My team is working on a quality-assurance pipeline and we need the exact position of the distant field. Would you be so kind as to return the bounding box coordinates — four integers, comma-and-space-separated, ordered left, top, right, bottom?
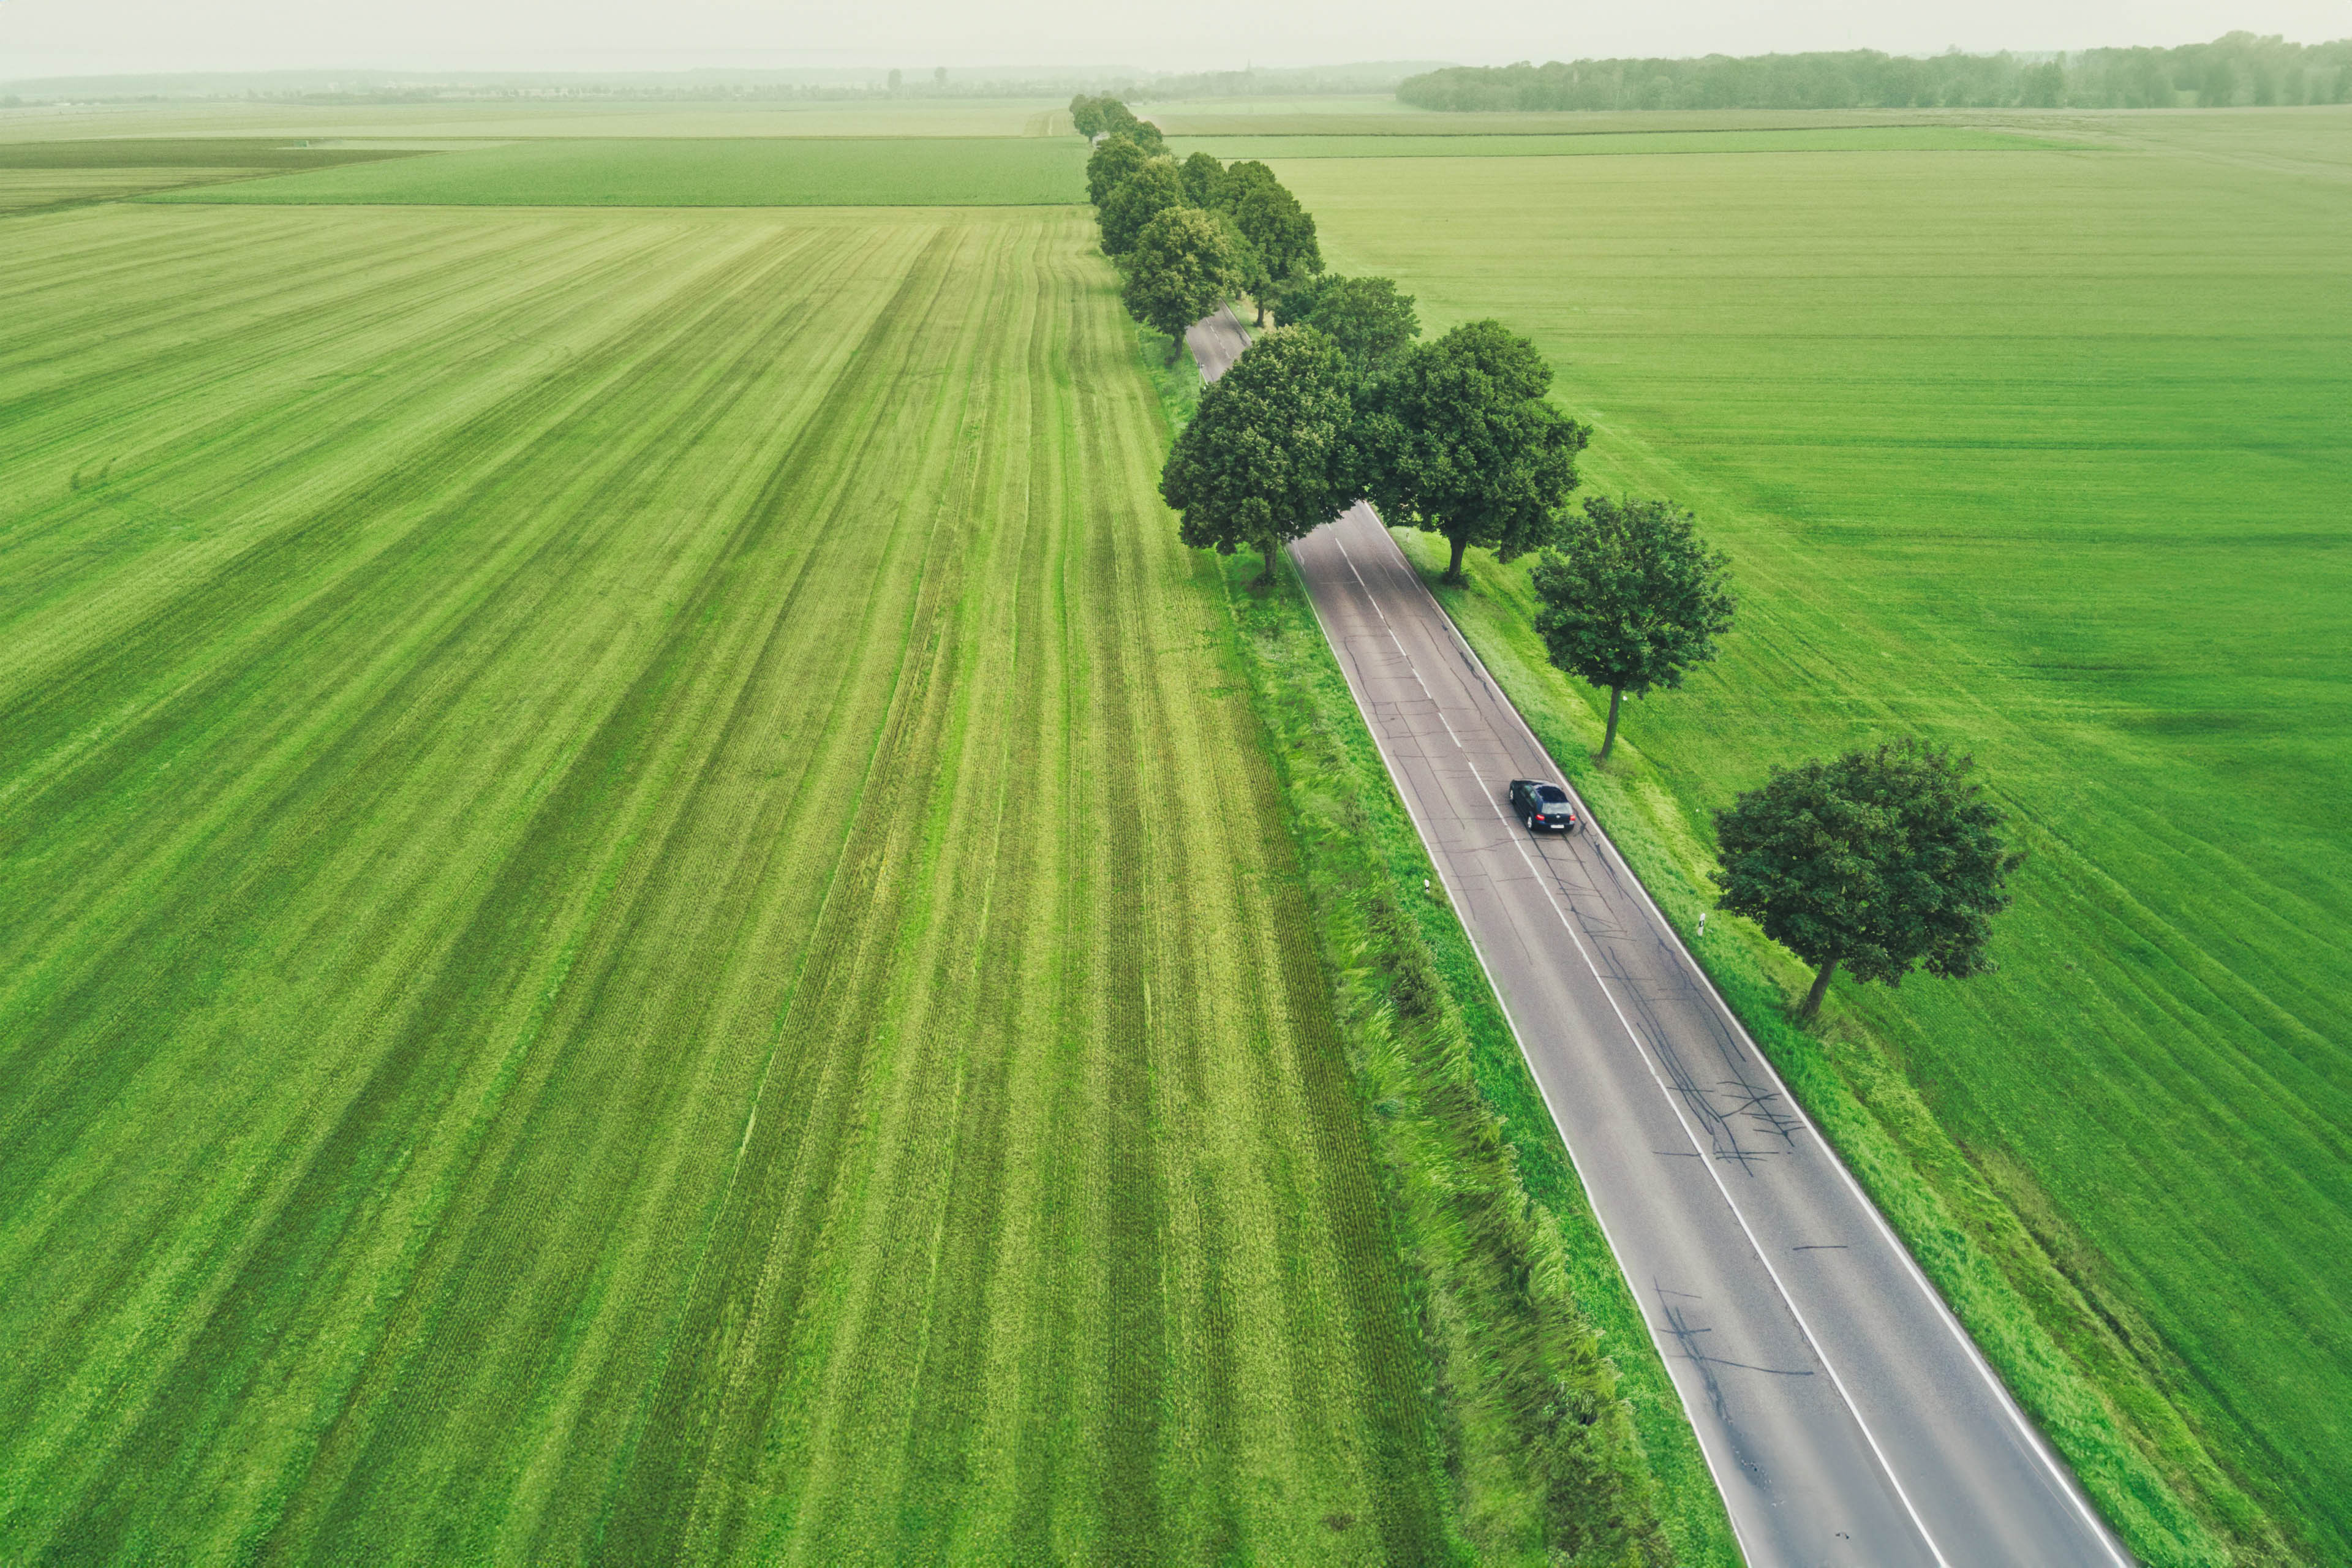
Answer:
1278, 118, 2352, 1563
0, 203, 1441, 1560
0, 97, 1067, 143
1170, 126, 2071, 159
1148, 100, 2033, 137
146, 136, 1087, 206
0, 137, 417, 213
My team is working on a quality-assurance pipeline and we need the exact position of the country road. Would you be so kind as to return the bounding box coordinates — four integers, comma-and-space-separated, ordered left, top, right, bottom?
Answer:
1186, 307, 2132, 1567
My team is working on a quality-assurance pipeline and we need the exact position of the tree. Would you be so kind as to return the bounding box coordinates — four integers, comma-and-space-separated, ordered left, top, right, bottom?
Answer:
1161, 326, 1357, 585
1278, 273, 1419, 377
1098, 97, 1164, 151
1528, 496, 1736, 761
1121, 207, 1241, 361
1178, 149, 1227, 207
1357, 320, 1589, 584
1096, 157, 1186, 257
1229, 179, 1322, 324
1216, 159, 1281, 213
1269, 271, 1327, 326
934, 66, 948, 89
1085, 134, 1150, 208
1713, 739, 2023, 1023
1069, 93, 1109, 137
887, 69, 903, 95
1216, 215, 1271, 320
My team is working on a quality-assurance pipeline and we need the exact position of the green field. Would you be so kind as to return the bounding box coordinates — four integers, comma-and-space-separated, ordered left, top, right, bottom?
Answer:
1265, 111, 2352, 1562
146, 137, 1087, 206
1169, 126, 2070, 159
0, 97, 1069, 143
0, 201, 1457, 1561
0, 138, 419, 213
1147, 99, 2046, 137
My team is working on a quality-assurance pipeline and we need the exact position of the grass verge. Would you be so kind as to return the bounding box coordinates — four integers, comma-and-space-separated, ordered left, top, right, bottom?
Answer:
1401, 530, 2282, 1568
1139, 328, 1740, 1566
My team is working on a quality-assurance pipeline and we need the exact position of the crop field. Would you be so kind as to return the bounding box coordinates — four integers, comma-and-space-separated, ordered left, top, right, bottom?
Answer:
0, 97, 1068, 144
1147, 99, 2030, 136
0, 138, 419, 213
146, 136, 1087, 207
0, 201, 1455, 1561
1167, 126, 2068, 160
1267, 111, 2352, 1562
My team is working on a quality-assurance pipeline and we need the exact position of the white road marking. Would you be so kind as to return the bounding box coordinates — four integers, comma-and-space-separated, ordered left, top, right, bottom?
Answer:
1362, 522, 2135, 1568
1202, 298, 2128, 1566
1329, 531, 1958, 1568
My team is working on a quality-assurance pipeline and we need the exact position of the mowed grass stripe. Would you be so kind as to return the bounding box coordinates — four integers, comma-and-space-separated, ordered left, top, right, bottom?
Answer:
0, 222, 916, 1560
0, 217, 877, 1097
1, 203, 1450, 1561
296, 229, 982, 1562
0, 214, 843, 718
140, 137, 1090, 208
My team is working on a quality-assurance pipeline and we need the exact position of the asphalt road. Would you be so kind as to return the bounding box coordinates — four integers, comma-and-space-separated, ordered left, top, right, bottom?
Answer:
1187, 309, 2132, 1567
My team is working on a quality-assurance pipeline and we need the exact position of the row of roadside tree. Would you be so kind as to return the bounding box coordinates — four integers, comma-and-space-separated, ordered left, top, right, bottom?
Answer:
1079, 99, 2017, 1024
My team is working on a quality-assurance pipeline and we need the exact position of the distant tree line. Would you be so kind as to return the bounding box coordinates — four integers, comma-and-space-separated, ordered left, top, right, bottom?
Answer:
1398, 31, 2352, 111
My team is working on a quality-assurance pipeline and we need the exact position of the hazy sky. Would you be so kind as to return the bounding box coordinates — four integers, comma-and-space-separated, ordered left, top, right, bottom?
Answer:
6, 0, 2348, 80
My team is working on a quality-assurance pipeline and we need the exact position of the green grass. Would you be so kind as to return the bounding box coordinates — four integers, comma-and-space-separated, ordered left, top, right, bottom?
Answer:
0, 202, 1451, 1561
1170, 126, 2073, 159
1124, 322, 1728, 1562
0, 138, 419, 213
1272, 118, 2352, 1564
1148, 102, 2053, 137
0, 98, 1071, 144
144, 136, 1086, 207
1209, 543, 1740, 1567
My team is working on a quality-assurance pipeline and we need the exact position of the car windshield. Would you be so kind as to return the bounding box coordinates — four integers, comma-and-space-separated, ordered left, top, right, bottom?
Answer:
1537, 786, 1569, 803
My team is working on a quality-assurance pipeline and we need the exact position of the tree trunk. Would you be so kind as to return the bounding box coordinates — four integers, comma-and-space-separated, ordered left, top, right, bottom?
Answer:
1599, 685, 1624, 761
1253, 298, 1267, 327
1445, 533, 1468, 584
1795, 957, 1839, 1023
1256, 536, 1281, 587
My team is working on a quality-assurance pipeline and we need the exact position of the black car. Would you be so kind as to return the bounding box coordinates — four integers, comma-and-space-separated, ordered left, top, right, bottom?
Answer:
1509, 779, 1579, 833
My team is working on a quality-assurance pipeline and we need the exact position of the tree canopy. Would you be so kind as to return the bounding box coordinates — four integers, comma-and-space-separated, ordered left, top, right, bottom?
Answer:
1178, 150, 1227, 207
1713, 739, 2023, 1022
1121, 206, 1242, 360
1275, 273, 1419, 377
1085, 134, 1151, 208
1528, 496, 1735, 760
1071, 93, 1156, 141
1068, 92, 1112, 137
1229, 180, 1322, 318
1161, 326, 1357, 585
1096, 157, 1186, 256
1356, 320, 1589, 583
1216, 160, 1282, 211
